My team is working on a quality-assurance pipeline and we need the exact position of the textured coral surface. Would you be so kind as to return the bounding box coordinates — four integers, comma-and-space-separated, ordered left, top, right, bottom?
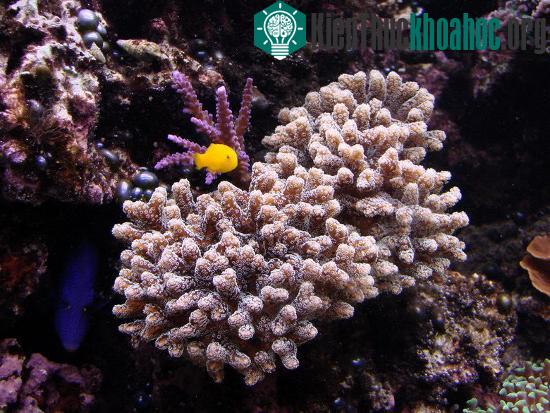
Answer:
464, 359, 549, 413
263, 70, 468, 294
520, 235, 550, 296
112, 175, 376, 385
112, 71, 468, 385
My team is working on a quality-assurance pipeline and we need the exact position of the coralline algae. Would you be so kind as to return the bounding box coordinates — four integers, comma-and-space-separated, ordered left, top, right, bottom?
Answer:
0, 338, 101, 411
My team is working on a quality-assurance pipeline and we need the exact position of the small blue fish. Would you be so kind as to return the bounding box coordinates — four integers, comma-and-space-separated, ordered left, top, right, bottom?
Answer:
54, 242, 97, 351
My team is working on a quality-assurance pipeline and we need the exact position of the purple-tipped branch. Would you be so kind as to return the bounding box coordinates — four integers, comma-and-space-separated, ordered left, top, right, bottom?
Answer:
163, 71, 253, 186
214, 86, 238, 149
235, 150, 251, 185
235, 78, 253, 142
167, 134, 206, 153
155, 152, 195, 170
171, 71, 212, 125
205, 172, 219, 185
190, 117, 221, 144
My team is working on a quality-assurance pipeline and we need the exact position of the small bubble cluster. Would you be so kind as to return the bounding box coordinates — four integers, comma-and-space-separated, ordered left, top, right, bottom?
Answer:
116, 168, 160, 202
189, 39, 225, 65
76, 9, 108, 50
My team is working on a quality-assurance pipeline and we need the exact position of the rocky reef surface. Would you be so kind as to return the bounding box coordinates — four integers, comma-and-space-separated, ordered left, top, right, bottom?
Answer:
0, 338, 101, 412
0, 0, 548, 412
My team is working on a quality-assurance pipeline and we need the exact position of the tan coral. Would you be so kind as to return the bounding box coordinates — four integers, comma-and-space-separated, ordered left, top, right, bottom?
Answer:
112, 172, 379, 385
520, 234, 550, 296
112, 70, 468, 384
262, 70, 468, 294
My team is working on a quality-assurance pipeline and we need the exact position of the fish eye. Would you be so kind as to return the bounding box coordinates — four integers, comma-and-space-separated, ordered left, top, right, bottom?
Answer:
226, 155, 230, 159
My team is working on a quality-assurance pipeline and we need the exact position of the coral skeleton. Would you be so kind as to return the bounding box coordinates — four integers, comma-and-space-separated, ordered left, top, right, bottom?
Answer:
113, 70, 468, 384
155, 71, 253, 185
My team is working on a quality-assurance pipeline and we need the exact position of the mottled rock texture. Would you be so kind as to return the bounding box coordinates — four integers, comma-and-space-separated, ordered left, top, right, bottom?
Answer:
0, 0, 216, 203
0, 338, 101, 412
0, 0, 135, 203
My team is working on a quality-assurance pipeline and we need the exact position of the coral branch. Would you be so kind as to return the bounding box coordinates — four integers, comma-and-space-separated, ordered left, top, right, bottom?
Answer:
155, 152, 195, 170
171, 71, 212, 125
214, 86, 238, 147
166, 134, 205, 153
190, 117, 221, 143
235, 78, 254, 141
205, 171, 219, 185
157, 72, 253, 185
235, 150, 251, 185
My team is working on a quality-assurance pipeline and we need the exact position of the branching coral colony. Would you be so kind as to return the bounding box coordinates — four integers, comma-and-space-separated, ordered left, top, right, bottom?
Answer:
112, 70, 468, 385
155, 71, 253, 186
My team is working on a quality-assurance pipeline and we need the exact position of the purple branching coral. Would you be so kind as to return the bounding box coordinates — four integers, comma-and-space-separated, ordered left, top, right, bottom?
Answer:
155, 71, 253, 186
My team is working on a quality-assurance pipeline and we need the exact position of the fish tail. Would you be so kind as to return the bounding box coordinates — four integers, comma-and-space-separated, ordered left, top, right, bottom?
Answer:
193, 153, 205, 170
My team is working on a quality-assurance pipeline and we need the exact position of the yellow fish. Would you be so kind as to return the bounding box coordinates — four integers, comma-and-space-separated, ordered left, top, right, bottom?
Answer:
193, 143, 239, 174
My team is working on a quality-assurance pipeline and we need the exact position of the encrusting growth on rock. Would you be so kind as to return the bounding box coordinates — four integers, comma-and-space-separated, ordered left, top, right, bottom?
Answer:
112, 70, 468, 384
0, 338, 101, 412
